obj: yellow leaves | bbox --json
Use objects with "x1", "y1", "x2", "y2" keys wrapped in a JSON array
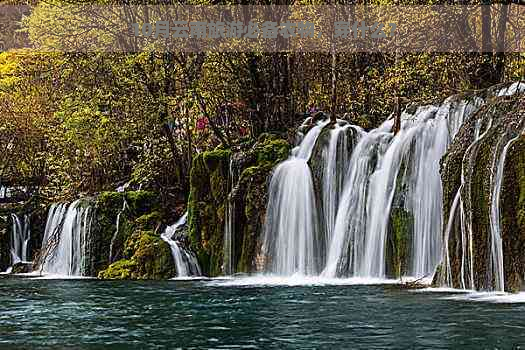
[{"x1": 0, "y1": 52, "x2": 18, "y2": 75}]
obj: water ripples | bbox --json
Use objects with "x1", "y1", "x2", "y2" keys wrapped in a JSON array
[{"x1": 1, "y1": 279, "x2": 525, "y2": 349}]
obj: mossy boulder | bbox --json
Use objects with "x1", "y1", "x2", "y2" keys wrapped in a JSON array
[
  {"x1": 98, "y1": 230, "x2": 175, "y2": 280},
  {"x1": 97, "y1": 259, "x2": 136, "y2": 279}
]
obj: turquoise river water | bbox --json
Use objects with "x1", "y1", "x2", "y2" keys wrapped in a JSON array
[{"x1": 1, "y1": 277, "x2": 525, "y2": 349}]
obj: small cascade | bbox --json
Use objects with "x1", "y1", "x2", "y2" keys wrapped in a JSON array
[
  {"x1": 496, "y1": 81, "x2": 525, "y2": 97},
  {"x1": 321, "y1": 124, "x2": 356, "y2": 257},
  {"x1": 161, "y1": 212, "x2": 201, "y2": 277},
  {"x1": 39, "y1": 200, "x2": 93, "y2": 276},
  {"x1": 323, "y1": 126, "x2": 390, "y2": 277},
  {"x1": 439, "y1": 118, "x2": 493, "y2": 289},
  {"x1": 9, "y1": 214, "x2": 31, "y2": 265},
  {"x1": 109, "y1": 198, "x2": 129, "y2": 263},
  {"x1": 262, "y1": 120, "x2": 329, "y2": 275},
  {"x1": 223, "y1": 157, "x2": 236, "y2": 275},
  {"x1": 488, "y1": 134, "x2": 521, "y2": 291},
  {"x1": 405, "y1": 100, "x2": 480, "y2": 277}
]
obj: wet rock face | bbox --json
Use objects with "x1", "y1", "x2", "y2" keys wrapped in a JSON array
[
  {"x1": 90, "y1": 190, "x2": 163, "y2": 277},
  {"x1": 501, "y1": 135, "x2": 525, "y2": 292},
  {"x1": 11, "y1": 262, "x2": 32, "y2": 274},
  {"x1": 187, "y1": 134, "x2": 290, "y2": 277},
  {"x1": 187, "y1": 148, "x2": 231, "y2": 277},
  {"x1": 0, "y1": 215, "x2": 9, "y2": 271},
  {"x1": 439, "y1": 96, "x2": 525, "y2": 292}
]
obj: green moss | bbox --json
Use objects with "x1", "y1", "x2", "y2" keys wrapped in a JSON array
[
  {"x1": 97, "y1": 259, "x2": 136, "y2": 279},
  {"x1": 387, "y1": 208, "x2": 413, "y2": 278},
  {"x1": 501, "y1": 135, "x2": 525, "y2": 292},
  {"x1": 187, "y1": 134, "x2": 290, "y2": 276},
  {"x1": 254, "y1": 136, "x2": 290, "y2": 166},
  {"x1": 203, "y1": 149, "x2": 232, "y2": 169},
  {"x1": 187, "y1": 148, "x2": 231, "y2": 276},
  {"x1": 0, "y1": 215, "x2": 10, "y2": 271},
  {"x1": 98, "y1": 230, "x2": 176, "y2": 280},
  {"x1": 97, "y1": 191, "x2": 125, "y2": 209},
  {"x1": 125, "y1": 190, "x2": 159, "y2": 216},
  {"x1": 91, "y1": 190, "x2": 162, "y2": 276},
  {"x1": 135, "y1": 211, "x2": 162, "y2": 230},
  {"x1": 469, "y1": 128, "x2": 496, "y2": 290},
  {"x1": 440, "y1": 99, "x2": 525, "y2": 291},
  {"x1": 237, "y1": 166, "x2": 268, "y2": 273}
]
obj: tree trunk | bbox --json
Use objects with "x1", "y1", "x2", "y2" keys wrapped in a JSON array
[
  {"x1": 331, "y1": 44, "x2": 337, "y2": 123},
  {"x1": 494, "y1": 1, "x2": 510, "y2": 82}
]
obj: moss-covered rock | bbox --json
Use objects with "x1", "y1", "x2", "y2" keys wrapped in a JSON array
[
  {"x1": 439, "y1": 95, "x2": 525, "y2": 292},
  {"x1": 187, "y1": 134, "x2": 290, "y2": 276},
  {"x1": 98, "y1": 230, "x2": 175, "y2": 280},
  {"x1": 97, "y1": 259, "x2": 136, "y2": 279},
  {"x1": 501, "y1": 134, "x2": 525, "y2": 292},
  {"x1": 90, "y1": 190, "x2": 161, "y2": 276},
  {"x1": 386, "y1": 208, "x2": 413, "y2": 278},
  {"x1": 0, "y1": 215, "x2": 10, "y2": 271},
  {"x1": 235, "y1": 134, "x2": 291, "y2": 273},
  {"x1": 187, "y1": 149, "x2": 231, "y2": 276},
  {"x1": 135, "y1": 211, "x2": 163, "y2": 230}
]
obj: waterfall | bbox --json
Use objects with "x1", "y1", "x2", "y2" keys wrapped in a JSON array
[
  {"x1": 405, "y1": 100, "x2": 480, "y2": 277},
  {"x1": 263, "y1": 98, "x2": 482, "y2": 279},
  {"x1": 223, "y1": 157, "x2": 236, "y2": 275},
  {"x1": 40, "y1": 201, "x2": 93, "y2": 276},
  {"x1": 323, "y1": 100, "x2": 478, "y2": 279},
  {"x1": 321, "y1": 124, "x2": 356, "y2": 257},
  {"x1": 9, "y1": 214, "x2": 31, "y2": 265},
  {"x1": 323, "y1": 126, "x2": 390, "y2": 277},
  {"x1": 497, "y1": 81, "x2": 525, "y2": 97},
  {"x1": 262, "y1": 120, "x2": 329, "y2": 275},
  {"x1": 109, "y1": 198, "x2": 129, "y2": 263},
  {"x1": 161, "y1": 212, "x2": 201, "y2": 277}
]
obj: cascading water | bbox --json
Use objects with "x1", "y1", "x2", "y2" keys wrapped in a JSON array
[
  {"x1": 321, "y1": 124, "x2": 355, "y2": 257},
  {"x1": 223, "y1": 157, "x2": 236, "y2": 275},
  {"x1": 39, "y1": 201, "x2": 93, "y2": 276},
  {"x1": 264, "y1": 98, "x2": 482, "y2": 279},
  {"x1": 9, "y1": 214, "x2": 30, "y2": 265},
  {"x1": 405, "y1": 99, "x2": 481, "y2": 278},
  {"x1": 323, "y1": 100, "x2": 481, "y2": 279},
  {"x1": 442, "y1": 118, "x2": 493, "y2": 289},
  {"x1": 161, "y1": 212, "x2": 201, "y2": 277},
  {"x1": 488, "y1": 134, "x2": 519, "y2": 291},
  {"x1": 262, "y1": 120, "x2": 329, "y2": 275},
  {"x1": 109, "y1": 198, "x2": 129, "y2": 263}
]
